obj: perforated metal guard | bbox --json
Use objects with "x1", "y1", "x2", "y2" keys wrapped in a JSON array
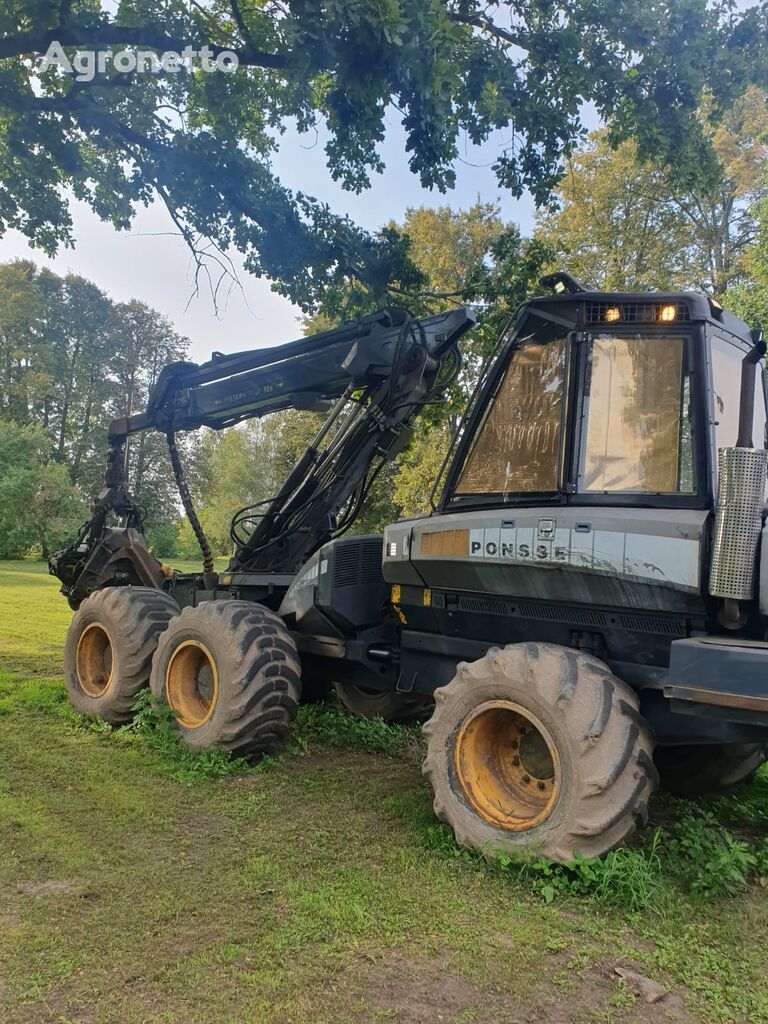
[{"x1": 709, "y1": 447, "x2": 768, "y2": 600}]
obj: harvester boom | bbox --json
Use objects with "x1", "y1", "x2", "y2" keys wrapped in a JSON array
[{"x1": 50, "y1": 306, "x2": 473, "y2": 604}]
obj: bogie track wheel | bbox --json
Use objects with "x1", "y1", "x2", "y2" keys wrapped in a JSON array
[
  {"x1": 64, "y1": 586, "x2": 179, "y2": 724},
  {"x1": 422, "y1": 643, "x2": 657, "y2": 863},
  {"x1": 150, "y1": 601, "x2": 301, "y2": 757}
]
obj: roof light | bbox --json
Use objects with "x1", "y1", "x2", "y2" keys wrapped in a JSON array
[
  {"x1": 604, "y1": 306, "x2": 621, "y2": 323},
  {"x1": 539, "y1": 271, "x2": 589, "y2": 294},
  {"x1": 659, "y1": 305, "x2": 677, "y2": 322}
]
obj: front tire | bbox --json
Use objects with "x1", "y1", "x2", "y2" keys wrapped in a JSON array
[
  {"x1": 64, "y1": 586, "x2": 179, "y2": 724},
  {"x1": 422, "y1": 643, "x2": 657, "y2": 863},
  {"x1": 150, "y1": 601, "x2": 301, "y2": 757}
]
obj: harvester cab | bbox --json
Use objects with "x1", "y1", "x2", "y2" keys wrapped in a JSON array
[
  {"x1": 380, "y1": 272, "x2": 768, "y2": 722},
  {"x1": 52, "y1": 276, "x2": 768, "y2": 863}
]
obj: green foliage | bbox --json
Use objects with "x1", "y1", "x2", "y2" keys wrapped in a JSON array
[
  {"x1": 517, "y1": 834, "x2": 665, "y2": 914},
  {"x1": 316, "y1": 203, "x2": 551, "y2": 368},
  {"x1": 755, "y1": 838, "x2": 768, "y2": 876},
  {"x1": 0, "y1": 420, "x2": 86, "y2": 558},
  {"x1": 0, "y1": 259, "x2": 192, "y2": 554},
  {"x1": 536, "y1": 133, "x2": 698, "y2": 292},
  {"x1": 726, "y1": 193, "x2": 768, "y2": 333},
  {"x1": 290, "y1": 703, "x2": 410, "y2": 756},
  {"x1": 0, "y1": 676, "x2": 68, "y2": 716},
  {"x1": 2, "y1": 2, "x2": 766, "y2": 307},
  {"x1": 144, "y1": 521, "x2": 180, "y2": 559},
  {"x1": 423, "y1": 822, "x2": 666, "y2": 913},
  {"x1": 394, "y1": 423, "x2": 451, "y2": 517},
  {"x1": 536, "y1": 89, "x2": 768, "y2": 296},
  {"x1": 422, "y1": 802, "x2": 768, "y2": 912},
  {"x1": 304, "y1": 202, "x2": 552, "y2": 520},
  {"x1": 670, "y1": 812, "x2": 757, "y2": 897},
  {"x1": 174, "y1": 516, "x2": 206, "y2": 560},
  {"x1": 117, "y1": 689, "x2": 251, "y2": 784},
  {"x1": 193, "y1": 422, "x2": 271, "y2": 554}
]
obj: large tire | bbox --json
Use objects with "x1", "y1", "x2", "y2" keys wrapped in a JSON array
[
  {"x1": 64, "y1": 586, "x2": 179, "y2": 724},
  {"x1": 422, "y1": 643, "x2": 657, "y2": 863},
  {"x1": 150, "y1": 600, "x2": 301, "y2": 757},
  {"x1": 334, "y1": 681, "x2": 433, "y2": 724},
  {"x1": 655, "y1": 743, "x2": 768, "y2": 797}
]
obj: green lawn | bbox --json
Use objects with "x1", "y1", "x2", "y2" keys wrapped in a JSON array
[{"x1": 0, "y1": 561, "x2": 767, "y2": 1024}]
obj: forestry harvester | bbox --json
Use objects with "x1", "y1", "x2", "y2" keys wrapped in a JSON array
[{"x1": 51, "y1": 273, "x2": 768, "y2": 861}]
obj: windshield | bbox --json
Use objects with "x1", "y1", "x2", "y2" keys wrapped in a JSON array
[
  {"x1": 454, "y1": 322, "x2": 567, "y2": 497},
  {"x1": 449, "y1": 316, "x2": 696, "y2": 505},
  {"x1": 578, "y1": 334, "x2": 693, "y2": 494}
]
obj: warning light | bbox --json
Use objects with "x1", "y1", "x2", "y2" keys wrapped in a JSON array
[
  {"x1": 604, "y1": 306, "x2": 621, "y2": 322},
  {"x1": 659, "y1": 305, "x2": 677, "y2": 322}
]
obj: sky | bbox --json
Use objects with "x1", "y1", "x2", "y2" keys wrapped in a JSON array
[{"x1": 0, "y1": 115, "x2": 538, "y2": 363}]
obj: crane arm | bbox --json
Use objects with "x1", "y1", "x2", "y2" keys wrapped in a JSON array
[{"x1": 50, "y1": 306, "x2": 473, "y2": 605}]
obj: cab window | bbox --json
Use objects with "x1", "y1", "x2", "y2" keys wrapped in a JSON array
[
  {"x1": 453, "y1": 330, "x2": 567, "y2": 496},
  {"x1": 711, "y1": 336, "x2": 767, "y2": 451},
  {"x1": 577, "y1": 335, "x2": 694, "y2": 494}
]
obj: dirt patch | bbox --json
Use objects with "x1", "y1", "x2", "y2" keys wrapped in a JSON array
[
  {"x1": 531, "y1": 955, "x2": 696, "y2": 1024},
  {"x1": 16, "y1": 879, "x2": 77, "y2": 897},
  {"x1": 338, "y1": 952, "x2": 492, "y2": 1024},
  {"x1": 328, "y1": 948, "x2": 698, "y2": 1024}
]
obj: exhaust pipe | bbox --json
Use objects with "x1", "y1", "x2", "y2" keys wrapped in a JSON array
[
  {"x1": 709, "y1": 335, "x2": 768, "y2": 628},
  {"x1": 736, "y1": 335, "x2": 767, "y2": 447}
]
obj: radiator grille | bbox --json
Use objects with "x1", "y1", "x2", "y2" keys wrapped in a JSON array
[
  {"x1": 333, "y1": 538, "x2": 384, "y2": 587},
  {"x1": 516, "y1": 602, "x2": 607, "y2": 627},
  {"x1": 618, "y1": 614, "x2": 686, "y2": 636},
  {"x1": 459, "y1": 596, "x2": 508, "y2": 616},
  {"x1": 430, "y1": 592, "x2": 687, "y2": 635}
]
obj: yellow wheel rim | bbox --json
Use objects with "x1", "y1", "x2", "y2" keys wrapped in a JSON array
[
  {"x1": 454, "y1": 700, "x2": 559, "y2": 831},
  {"x1": 76, "y1": 623, "x2": 115, "y2": 697},
  {"x1": 165, "y1": 640, "x2": 219, "y2": 729}
]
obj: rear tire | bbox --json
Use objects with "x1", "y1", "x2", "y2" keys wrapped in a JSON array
[
  {"x1": 150, "y1": 601, "x2": 301, "y2": 757},
  {"x1": 422, "y1": 643, "x2": 657, "y2": 863},
  {"x1": 64, "y1": 586, "x2": 179, "y2": 724},
  {"x1": 334, "y1": 681, "x2": 433, "y2": 724},
  {"x1": 655, "y1": 743, "x2": 767, "y2": 796}
]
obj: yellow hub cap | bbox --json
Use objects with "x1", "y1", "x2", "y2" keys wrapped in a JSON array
[
  {"x1": 165, "y1": 640, "x2": 219, "y2": 729},
  {"x1": 76, "y1": 623, "x2": 115, "y2": 697},
  {"x1": 454, "y1": 700, "x2": 558, "y2": 831}
]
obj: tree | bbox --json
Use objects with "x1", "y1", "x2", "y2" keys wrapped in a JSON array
[
  {"x1": 394, "y1": 427, "x2": 451, "y2": 518},
  {"x1": 305, "y1": 202, "x2": 551, "y2": 518},
  {"x1": 686, "y1": 87, "x2": 768, "y2": 293},
  {"x1": 2, "y1": 0, "x2": 767, "y2": 308},
  {"x1": 109, "y1": 299, "x2": 189, "y2": 539},
  {"x1": 193, "y1": 427, "x2": 255, "y2": 554},
  {"x1": 535, "y1": 135, "x2": 697, "y2": 291},
  {"x1": 0, "y1": 259, "x2": 193, "y2": 553},
  {"x1": 725, "y1": 194, "x2": 768, "y2": 332},
  {"x1": 0, "y1": 259, "x2": 52, "y2": 426},
  {"x1": 0, "y1": 421, "x2": 86, "y2": 558},
  {"x1": 536, "y1": 89, "x2": 768, "y2": 295}
]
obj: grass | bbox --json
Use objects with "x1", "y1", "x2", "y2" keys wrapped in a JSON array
[{"x1": 0, "y1": 560, "x2": 767, "y2": 1023}]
